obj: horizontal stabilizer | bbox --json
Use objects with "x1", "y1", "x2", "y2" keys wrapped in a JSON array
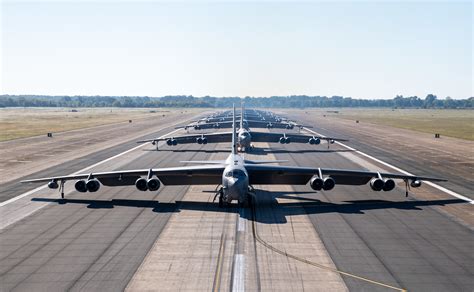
[
  {"x1": 244, "y1": 160, "x2": 288, "y2": 164},
  {"x1": 179, "y1": 160, "x2": 227, "y2": 164}
]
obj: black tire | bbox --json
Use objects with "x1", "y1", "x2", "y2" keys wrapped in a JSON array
[{"x1": 218, "y1": 195, "x2": 224, "y2": 208}]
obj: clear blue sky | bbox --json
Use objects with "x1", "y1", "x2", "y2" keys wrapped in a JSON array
[{"x1": 1, "y1": 1, "x2": 472, "y2": 99}]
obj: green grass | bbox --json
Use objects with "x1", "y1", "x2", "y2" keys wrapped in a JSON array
[
  {"x1": 328, "y1": 109, "x2": 474, "y2": 141},
  {"x1": 0, "y1": 107, "x2": 174, "y2": 141}
]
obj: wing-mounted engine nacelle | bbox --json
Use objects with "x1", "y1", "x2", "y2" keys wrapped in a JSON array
[
  {"x1": 135, "y1": 178, "x2": 148, "y2": 191},
  {"x1": 194, "y1": 125, "x2": 201, "y2": 130},
  {"x1": 266, "y1": 123, "x2": 273, "y2": 129},
  {"x1": 285, "y1": 124, "x2": 294, "y2": 129},
  {"x1": 279, "y1": 137, "x2": 291, "y2": 144},
  {"x1": 74, "y1": 179, "x2": 100, "y2": 192},
  {"x1": 410, "y1": 180, "x2": 422, "y2": 188},
  {"x1": 166, "y1": 139, "x2": 178, "y2": 146},
  {"x1": 196, "y1": 137, "x2": 208, "y2": 144},
  {"x1": 214, "y1": 123, "x2": 220, "y2": 128},
  {"x1": 369, "y1": 178, "x2": 396, "y2": 191},
  {"x1": 310, "y1": 176, "x2": 335, "y2": 191},
  {"x1": 329, "y1": 139, "x2": 335, "y2": 144},
  {"x1": 308, "y1": 137, "x2": 321, "y2": 145},
  {"x1": 86, "y1": 179, "x2": 100, "y2": 192},
  {"x1": 146, "y1": 178, "x2": 161, "y2": 191}
]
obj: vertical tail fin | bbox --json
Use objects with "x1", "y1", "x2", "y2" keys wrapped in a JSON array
[
  {"x1": 240, "y1": 102, "x2": 244, "y2": 129},
  {"x1": 232, "y1": 104, "x2": 236, "y2": 155}
]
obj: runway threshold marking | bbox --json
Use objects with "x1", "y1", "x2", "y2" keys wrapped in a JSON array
[
  {"x1": 212, "y1": 233, "x2": 226, "y2": 292},
  {"x1": 250, "y1": 200, "x2": 407, "y2": 292},
  {"x1": 0, "y1": 128, "x2": 183, "y2": 208},
  {"x1": 301, "y1": 126, "x2": 474, "y2": 204}
]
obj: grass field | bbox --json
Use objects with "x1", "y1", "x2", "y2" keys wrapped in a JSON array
[
  {"x1": 0, "y1": 108, "x2": 175, "y2": 141},
  {"x1": 319, "y1": 108, "x2": 474, "y2": 141}
]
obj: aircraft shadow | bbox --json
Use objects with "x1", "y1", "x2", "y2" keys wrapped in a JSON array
[{"x1": 32, "y1": 195, "x2": 465, "y2": 224}]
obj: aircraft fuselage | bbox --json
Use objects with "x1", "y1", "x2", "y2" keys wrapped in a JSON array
[
  {"x1": 237, "y1": 128, "x2": 252, "y2": 150},
  {"x1": 221, "y1": 154, "x2": 249, "y2": 204}
]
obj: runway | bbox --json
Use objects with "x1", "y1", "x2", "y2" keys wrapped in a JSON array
[{"x1": 0, "y1": 117, "x2": 472, "y2": 291}]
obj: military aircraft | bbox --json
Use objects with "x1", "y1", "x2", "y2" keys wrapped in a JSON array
[
  {"x1": 22, "y1": 105, "x2": 445, "y2": 207},
  {"x1": 182, "y1": 107, "x2": 307, "y2": 131},
  {"x1": 139, "y1": 106, "x2": 339, "y2": 152}
]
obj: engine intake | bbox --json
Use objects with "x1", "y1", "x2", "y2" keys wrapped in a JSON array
[
  {"x1": 75, "y1": 180, "x2": 88, "y2": 193},
  {"x1": 86, "y1": 179, "x2": 100, "y2": 192},
  {"x1": 135, "y1": 178, "x2": 148, "y2": 191},
  {"x1": 323, "y1": 177, "x2": 335, "y2": 190},
  {"x1": 309, "y1": 137, "x2": 321, "y2": 145},
  {"x1": 147, "y1": 178, "x2": 161, "y2": 191},
  {"x1": 382, "y1": 179, "x2": 396, "y2": 191},
  {"x1": 310, "y1": 177, "x2": 324, "y2": 191},
  {"x1": 370, "y1": 178, "x2": 384, "y2": 191}
]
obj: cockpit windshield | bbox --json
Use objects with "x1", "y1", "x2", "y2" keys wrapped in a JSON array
[{"x1": 225, "y1": 169, "x2": 245, "y2": 178}]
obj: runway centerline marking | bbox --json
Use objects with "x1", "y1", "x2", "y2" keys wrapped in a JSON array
[
  {"x1": 301, "y1": 126, "x2": 474, "y2": 204},
  {"x1": 0, "y1": 127, "x2": 183, "y2": 208}
]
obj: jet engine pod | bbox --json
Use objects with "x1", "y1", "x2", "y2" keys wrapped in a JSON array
[
  {"x1": 194, "y1": 125, "x2": 201, "y2": 130},
  {"x1": 285, "y1": 124, "x2": 294, "y2": 129},
  {"x1": 147, "y1": 178, "x2": 161, "y2": 191},
  {"x1": 266, "y1": 123, "x2": 273, "y2": 129},
  {"x1": 310, "y1": 177, "x2": 324, "y2": 191},
  {"x1": 410, "y1": 180, "x2": 422, "y2": 188},
  {"x1": 166, "y1": 139, "x2": 173, "y2": 146},
  {"x1": 309, "y1": 137, "x2": 321, "y2": 145},
  {"x1": 171, "y1": 139, "x2": 178, "y2": 146},
  {"x1": 48, "y1": 180, "x2": 59, "y2": 189},
  {"x1": 370, "y1": 178, "x2": 384, "y2": 191},
  {"x1": 323, "y1": 177, "x2": 335, "y2": 190},
  {"x1": 329, "y1": 139, "x2": 335, "y2": 144},
  {"x1": 214, "y1": 123, "x2": 220, "y2": 129},
  {"x1": 135, "y1": 178, "x2": 148, "y2": 191},
  {"x1": 196, "y1": 137, "x2": 203, "y2": 144},
  {"x1": 284, "y1": 137, "x2": 291, "y2": 144},
  {"x1": 382, "y1": 179, "x2": 396, "y2": 191},
  {"x1": 75, "y1": 180, "x2": 88, "y2": 193},
  {"x1": 201, "y1": 137, "x2": 208, "y2": 144},
  {"x1": 279, "y1": 137, "x2": 286, "y2": 144},
  {"x1": 86, "y1": 178, "x2": 101, "y2": 192}
]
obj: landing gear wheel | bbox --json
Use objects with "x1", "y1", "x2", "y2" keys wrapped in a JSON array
[{"x1": 218, "y1": 194, "x2": 223, "y2": 208}]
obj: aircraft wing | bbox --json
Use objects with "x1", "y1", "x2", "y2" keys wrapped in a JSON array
[
  {"x1": 250, "y1": 131, "x2": 347, "y2": 143},
  {"x1": 21, "y1": 164, "x2": 226, "y2": 186},
  {"x1": 244, "y1": 164, "x2": 446, "y2": 185},
  {"x1": 137, "y1": 132, "x2": 233, "y2": 144}
]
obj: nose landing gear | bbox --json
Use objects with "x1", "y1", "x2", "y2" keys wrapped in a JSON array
[{"x1": 213, "y1": 187, "x2": 228, "y2": 208}]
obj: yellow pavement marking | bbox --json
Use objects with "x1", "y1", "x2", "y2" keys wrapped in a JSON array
[
  {"x1": 250, "y1": 198, "x2": 407, "y2": 292},
  {"x1": 213, "y1": 233, "x2": 226, "y2": 292}
]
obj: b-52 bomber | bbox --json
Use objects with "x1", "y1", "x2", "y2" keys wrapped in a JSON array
[
  {"x1": 22, "y1": 105, "x2": 445, "y2": 208},
  {"x1": 182, "y1": 107, "x2": 306, "y2": 131},
  {"x1": 137, "y1": 106, "x2": 346, "y2": 152}
]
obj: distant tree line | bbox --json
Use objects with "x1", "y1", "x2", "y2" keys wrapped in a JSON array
[{"x1": 0, "y1": 94, "x2": 472, "y2": 109}]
